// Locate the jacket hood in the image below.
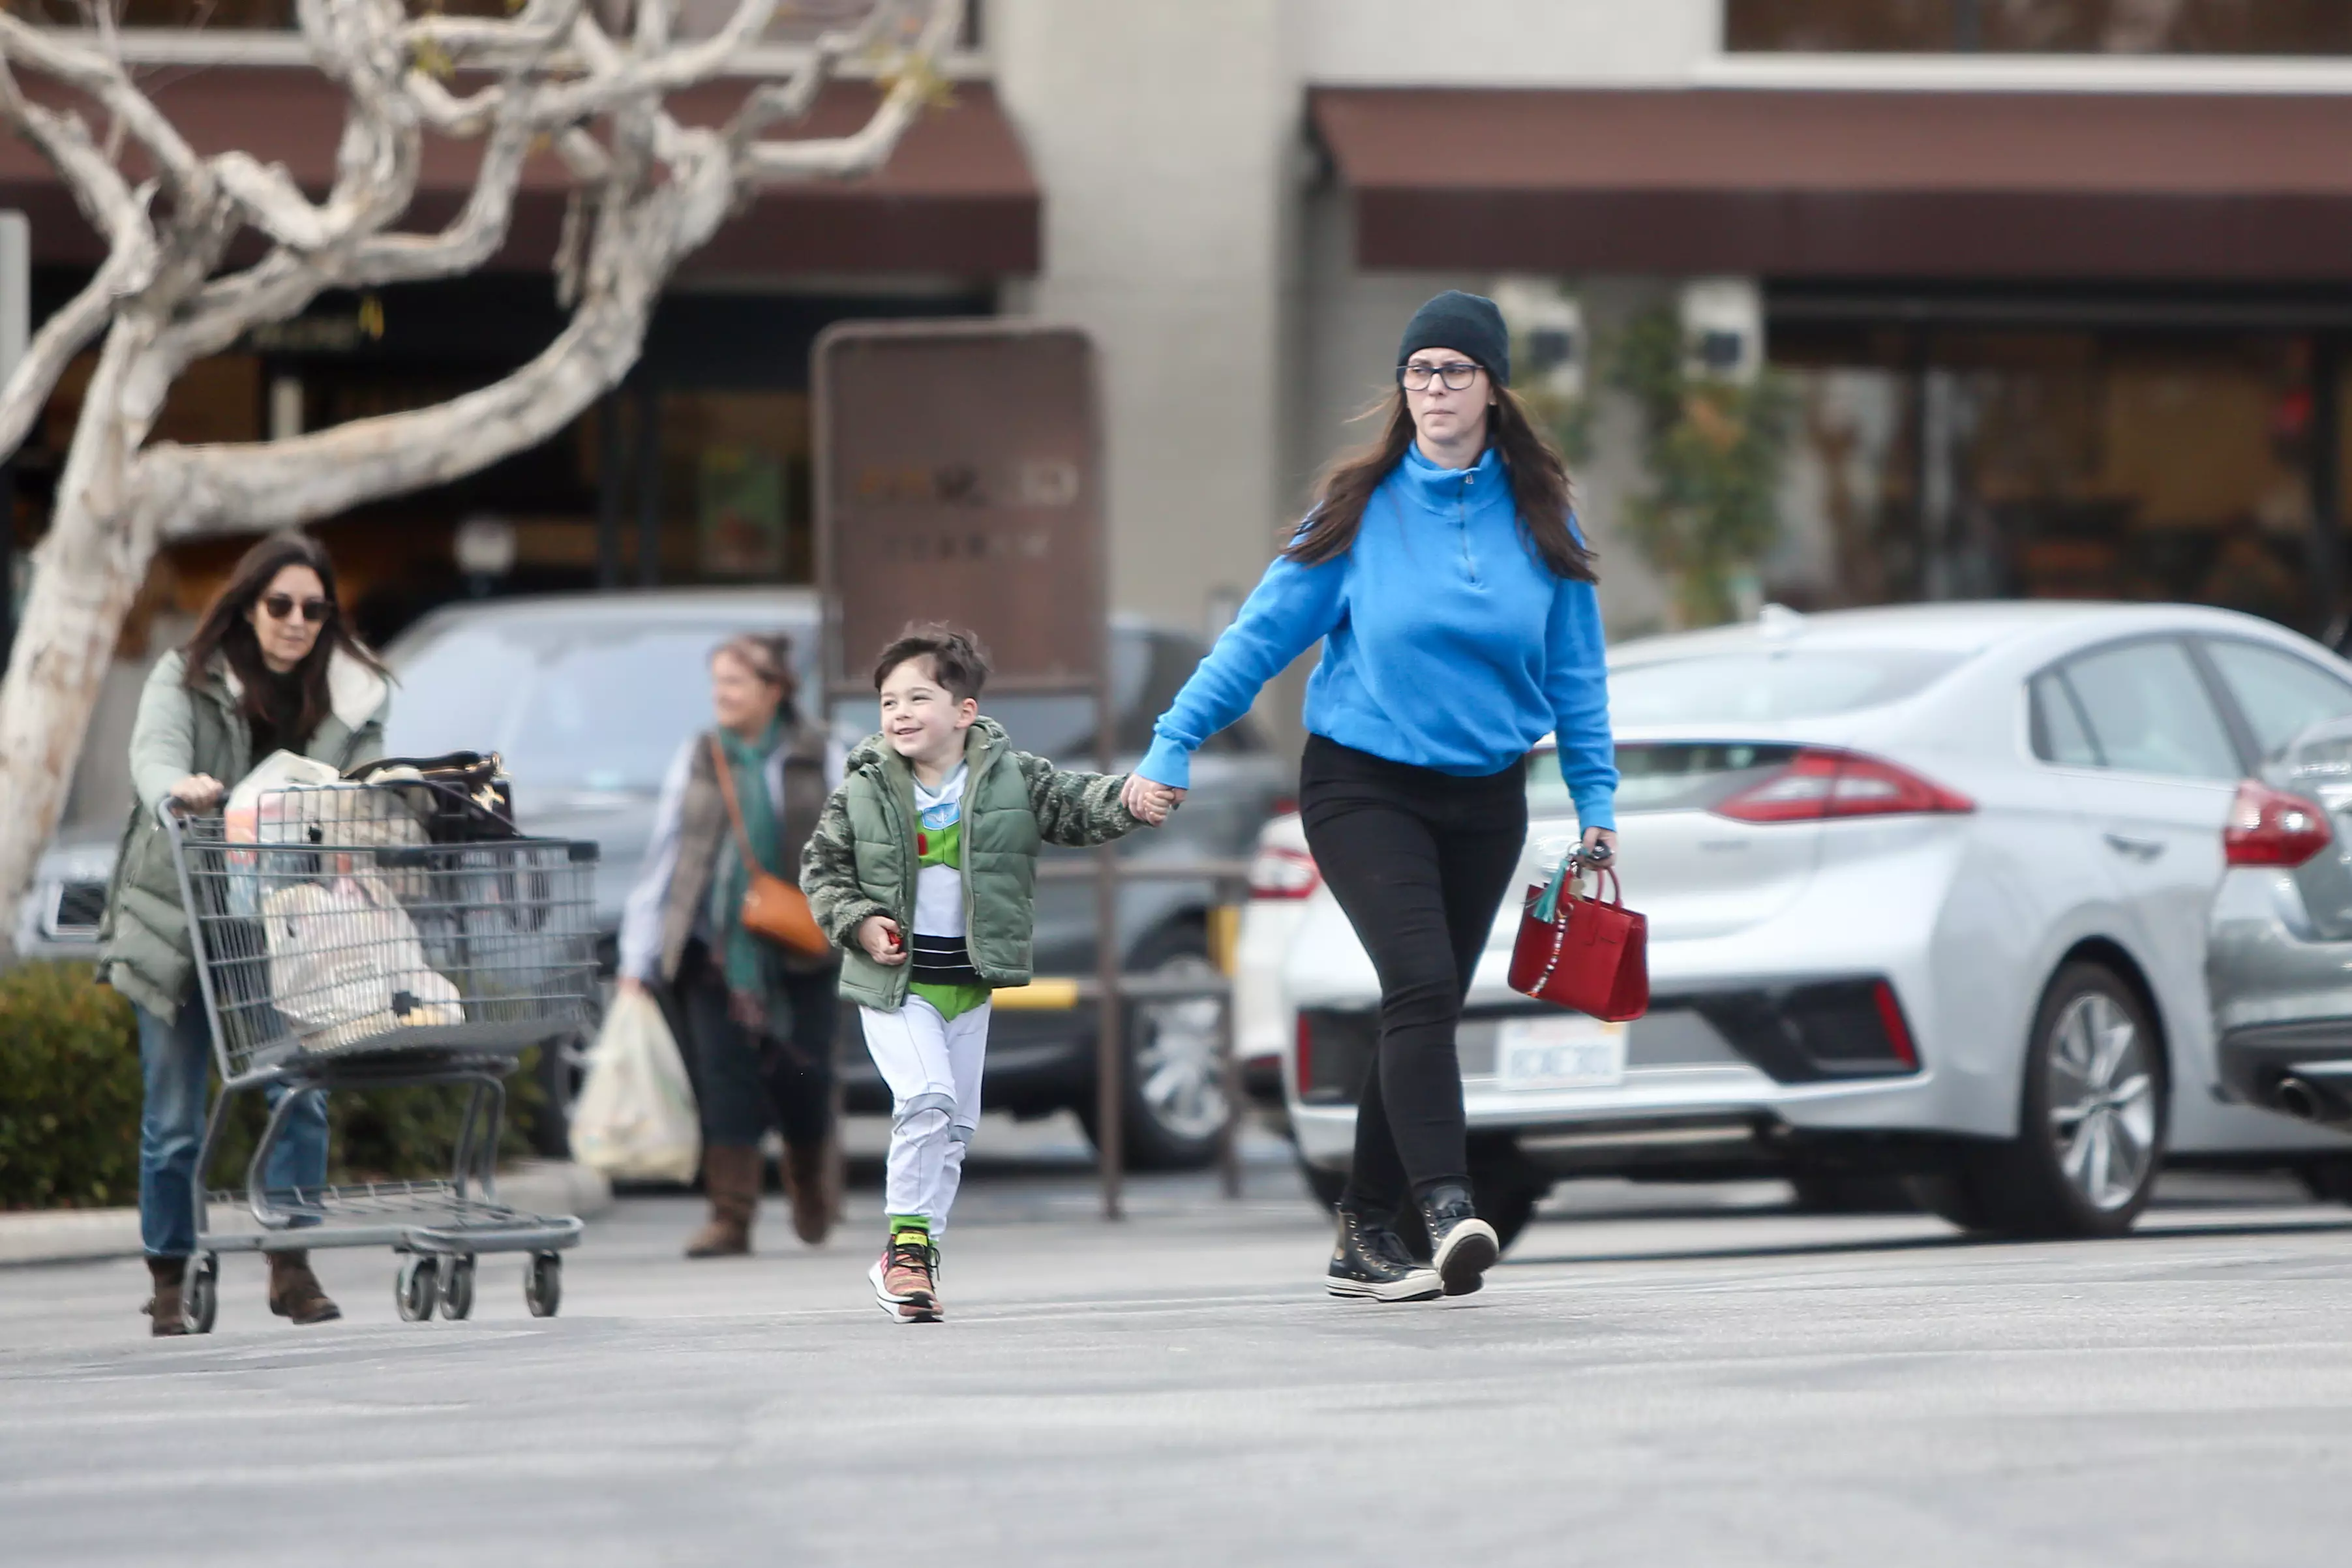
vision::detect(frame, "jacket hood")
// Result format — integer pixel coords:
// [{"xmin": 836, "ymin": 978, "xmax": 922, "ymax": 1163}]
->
[
  {"xmin": 843, "ymin": 714, "xmax": 1011, "ymax": 778},
  {"xmin": 196, "ymin": 646, "xmax": 392, "ymax": 731}
]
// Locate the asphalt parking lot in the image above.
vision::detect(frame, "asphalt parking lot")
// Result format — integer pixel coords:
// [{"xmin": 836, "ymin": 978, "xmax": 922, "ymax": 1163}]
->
[{"xmin": 5, "ymin": 1126, "xmax": 2351, "ymax": 1568}]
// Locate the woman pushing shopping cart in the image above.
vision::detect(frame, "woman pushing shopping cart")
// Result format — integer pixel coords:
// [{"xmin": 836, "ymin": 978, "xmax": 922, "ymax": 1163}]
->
[{"xmin": 98, "ymin": 532, "xmax": 599, "ymax": 1334}]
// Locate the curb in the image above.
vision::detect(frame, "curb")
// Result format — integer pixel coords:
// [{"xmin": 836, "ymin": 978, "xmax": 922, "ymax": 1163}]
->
[{"xmin": 0, "ymin": 1160, "xmax": 614, "ymax": 1267}]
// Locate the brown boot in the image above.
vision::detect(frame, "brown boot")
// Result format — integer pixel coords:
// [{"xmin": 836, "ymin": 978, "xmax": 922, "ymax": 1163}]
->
[
  {"xmin": 144, "ymin": 1256, "xmax": 188, "ymax": 1338},
  {"xmin": 783, "ymin": 1134, "xmax": 837, "ymax": 1247},
  {"xmin": 684, "ymin": 1145, "xmax": 762, "ymax": 1258},
  {"xmin": 267, "ymin": 1250, "xmax": 344, "ymax": 1325}
]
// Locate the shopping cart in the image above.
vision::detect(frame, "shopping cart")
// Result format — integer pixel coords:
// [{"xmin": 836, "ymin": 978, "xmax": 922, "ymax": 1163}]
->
[{"xmin": 160, "ymin": 779, "xmax": 600, "ymax": 1333}]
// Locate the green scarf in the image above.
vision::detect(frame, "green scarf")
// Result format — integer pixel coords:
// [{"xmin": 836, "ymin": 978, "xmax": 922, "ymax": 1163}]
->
[{"xmin": 708, "ymin": 717, "xmax": 785, "ymax": 1002}]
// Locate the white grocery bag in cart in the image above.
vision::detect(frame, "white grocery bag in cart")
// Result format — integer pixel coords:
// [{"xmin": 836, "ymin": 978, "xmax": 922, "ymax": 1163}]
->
[
  {"xmin": 262, "ymin": 875, "xmax": 464, "ymax": 1051},
  {"xmin": 225, "ymin": 757, "xmax": 434, "ymax": 911},
  {"xmin": 224, "ymin": 751, "xmax": 342, "ymax": 842},
  {"xmin": 569, "ymin": 989, "xmax": 701, "ymax": 1183}
]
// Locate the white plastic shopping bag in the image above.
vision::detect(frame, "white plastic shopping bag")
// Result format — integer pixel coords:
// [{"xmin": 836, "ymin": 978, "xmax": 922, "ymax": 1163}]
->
[
  {"xmin": 262, "ymin": 875, "xmax": 465, "ymax": 1050},
  {"xmin": 224, "ymin": 758, "xmax": 432, "ymax": 911},
  {"xmin": 569, "ymin": 988, "xmax": 701, "ymax": 1183}
]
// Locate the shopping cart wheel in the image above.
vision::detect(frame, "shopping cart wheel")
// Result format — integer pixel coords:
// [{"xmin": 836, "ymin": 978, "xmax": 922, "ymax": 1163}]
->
[
  {"xmin": 185, "ymin": 1254, "xmax": 219, "ymax": 1335},
  {"xmin": 524, "ymin": 1252, "xmax": 562, "ymax": 1319},
  {"xmin": 396, "ymin": 1254, "xmax": 439, "ymax": 1323},
  {"xmin": 439, "ymin": 1255, "xmax": 475, "ymax": 1321}
]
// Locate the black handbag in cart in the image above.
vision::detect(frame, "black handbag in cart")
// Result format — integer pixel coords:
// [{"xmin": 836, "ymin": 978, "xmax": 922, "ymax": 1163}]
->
[{"xmin": 344, "ymin": 751, "xmax": 519, "ymax": 841}]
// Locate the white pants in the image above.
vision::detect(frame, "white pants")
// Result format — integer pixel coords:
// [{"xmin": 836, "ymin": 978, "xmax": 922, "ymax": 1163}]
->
[{"xmin": 860, "ymin": 996, "xmax": 991, "ymax": 1229}]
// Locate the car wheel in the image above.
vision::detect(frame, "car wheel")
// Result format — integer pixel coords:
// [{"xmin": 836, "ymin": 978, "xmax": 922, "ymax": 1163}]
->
[
  {"xmin": 1938, "ymin": 962, "xmax": 2167, "ymax": 1240},
  {"xmin": 531, "ymin": 972, "xmax": 609, "ymax": 1158},
  {"xmin": 1076, "ymin": 926, "xmax": 1231, "ymax": 1172}
]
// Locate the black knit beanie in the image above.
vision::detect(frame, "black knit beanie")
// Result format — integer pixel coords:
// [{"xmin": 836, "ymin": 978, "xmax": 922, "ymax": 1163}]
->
[{"xmin": 1397, "ymin": 290, "xmax": 1510, "ymax": 387}]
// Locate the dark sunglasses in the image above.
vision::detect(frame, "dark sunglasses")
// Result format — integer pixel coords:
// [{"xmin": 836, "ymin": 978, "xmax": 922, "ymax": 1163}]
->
[{"xmin": 259, "ymin": 593, "xmax": 335, "ymax": 625}]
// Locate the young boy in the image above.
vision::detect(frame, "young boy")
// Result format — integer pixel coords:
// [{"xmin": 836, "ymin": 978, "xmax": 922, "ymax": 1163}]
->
[{"xmin": 800, "ymin": 626, "xmax": 1171, "ymax": 1323}]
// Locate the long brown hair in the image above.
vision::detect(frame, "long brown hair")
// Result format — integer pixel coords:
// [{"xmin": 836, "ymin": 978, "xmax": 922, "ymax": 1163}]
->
[
  {"xmin": 181, "ymin": 532, "xmax": 385, "ymax": 745},
  {"xmin": 1287, "ymin": 384, "xmax": 1596, "ymax": 582}
]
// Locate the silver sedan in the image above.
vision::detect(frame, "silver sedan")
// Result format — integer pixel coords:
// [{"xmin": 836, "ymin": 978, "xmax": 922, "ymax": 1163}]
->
[{"xmin": 1279, "ymin": 602, "xmax": 2352, "ymax": 1246}]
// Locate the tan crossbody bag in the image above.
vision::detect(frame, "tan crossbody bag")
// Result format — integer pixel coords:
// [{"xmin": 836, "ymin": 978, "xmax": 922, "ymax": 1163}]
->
[{"xmin": 707, "ymin": 735, "xmax": 832, "ymax": 959}]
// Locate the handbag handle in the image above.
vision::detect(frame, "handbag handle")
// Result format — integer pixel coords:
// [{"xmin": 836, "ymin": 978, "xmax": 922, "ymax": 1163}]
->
[
  {"xmin": 706, "ymin": 734, "xmax": 766, "ymax": 877},
  {"xmin": 1530, "ymin": 850, "xmax": 1620, "ymax": 925}
]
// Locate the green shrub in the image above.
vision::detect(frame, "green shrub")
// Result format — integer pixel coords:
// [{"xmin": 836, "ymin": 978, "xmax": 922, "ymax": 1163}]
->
[
  {"xmin": 0, "ymin": 961, "xmax": 143, "ymax": 1208},
  {"xmin": 1, "ymin": 961, "xmax": 543, "ymax": 1209}
]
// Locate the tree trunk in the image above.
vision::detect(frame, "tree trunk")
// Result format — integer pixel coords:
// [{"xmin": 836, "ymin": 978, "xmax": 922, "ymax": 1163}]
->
[{"xmin": 0, "ymin": 325, "xmax": 170, "ymax": 959}]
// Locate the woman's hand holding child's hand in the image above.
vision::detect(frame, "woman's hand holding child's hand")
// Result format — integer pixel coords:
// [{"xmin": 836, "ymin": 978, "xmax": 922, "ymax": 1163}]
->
[
  {"xmin": 858, "ymin": 915, "xmax": 907, "ymax": 965},
  {"xmin": 1120, "ymin": 774, "xmax": 1184, "ymax": 827}
]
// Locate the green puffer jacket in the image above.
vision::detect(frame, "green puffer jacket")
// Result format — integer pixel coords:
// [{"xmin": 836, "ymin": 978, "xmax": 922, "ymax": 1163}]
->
[
  {"xmin": 98, "ymin": 648, "xmax": 391, "ymax": 1021},
  {"xmin": 798, "ymin": 716, "xmax": 1143, "ymax": 1010}
]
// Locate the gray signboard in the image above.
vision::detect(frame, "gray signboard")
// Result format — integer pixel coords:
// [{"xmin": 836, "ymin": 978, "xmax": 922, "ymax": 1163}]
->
[{"xmin": 813, "ymin": 320, "xmax": 1104, "ymax": 695}]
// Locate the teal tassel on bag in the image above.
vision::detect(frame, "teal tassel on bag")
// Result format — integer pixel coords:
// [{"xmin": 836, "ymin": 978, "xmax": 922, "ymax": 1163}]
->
[{"xmin": 1531, "ymin": 854, "xmax": 1575, "ymax": 925}]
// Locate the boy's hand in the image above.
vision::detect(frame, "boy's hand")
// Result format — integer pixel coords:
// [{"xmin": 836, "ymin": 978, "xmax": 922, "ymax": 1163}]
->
[{"xmin": 857, "ymin": 915, "xmax": 907, "ymax": 965}]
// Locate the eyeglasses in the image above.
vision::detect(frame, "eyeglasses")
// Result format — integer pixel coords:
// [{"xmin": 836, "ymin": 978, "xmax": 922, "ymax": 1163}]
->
[
  {"xmin": 1400, "ymin": 360, "xmax": 1482, "ymax": 391},
  {"xmin": 260, "ymin": 593, "xmax": 335, "ymax": 625}
]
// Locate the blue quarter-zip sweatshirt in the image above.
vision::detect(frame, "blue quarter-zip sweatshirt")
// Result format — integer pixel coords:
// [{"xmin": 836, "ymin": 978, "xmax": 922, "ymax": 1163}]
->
[{"xmin": 1138, "ymin": 444, "xmax": 1618, "ymax": 830}]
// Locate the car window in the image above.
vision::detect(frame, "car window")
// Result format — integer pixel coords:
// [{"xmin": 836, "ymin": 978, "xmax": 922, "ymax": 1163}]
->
[
  {"xmin": 2059, "ymin": 639, "xmax": 2239, "ymax": 781},
  {"xmin": 2029, "ymin": 672, "xmax": 2100, "ymax": 767},
  {"xmin": 1609, "ymin": 650, "xmax": 1964, "ymax": 727},
  {"xmin": 385, "ymin": 616, "xmax": 817, "ymax": 794},
  {"xmin": 2203, "ymin": 639, "xmax": 2352, "ymax": 762}
]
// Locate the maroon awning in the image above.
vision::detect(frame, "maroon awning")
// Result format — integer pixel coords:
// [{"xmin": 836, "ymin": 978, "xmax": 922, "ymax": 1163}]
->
[
  {"xmin": 1312, "ymin": 87, "xmax": 2352, "ymax": 280},
  {"xmin": 0, "ymin": 68, "xmax": 1038, "ymax": 277}
]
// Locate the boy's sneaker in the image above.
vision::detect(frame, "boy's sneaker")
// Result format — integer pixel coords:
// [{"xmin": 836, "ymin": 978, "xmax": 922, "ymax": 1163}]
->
[
  {"xmin": 1419, "ymin": 1183, "xmax": 1501, "ymax": 1297},
  {"xmin": 869, "ymin": 1235, "xmax": 942, "ymax": 1324},
  {"xmin": 1325, "ymin": 1209, "xmax": 1440, "ymax": 1303}
]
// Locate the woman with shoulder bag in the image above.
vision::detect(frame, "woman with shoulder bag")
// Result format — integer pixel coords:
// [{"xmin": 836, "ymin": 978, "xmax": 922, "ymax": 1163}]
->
[
  {"xmin": 618, "ymin": 632, "xmax": 841, "ymax": 1256},
  {"xmin": 99, "ymin": 532, "xmax": 393, "ymax": 1334},
  {"xmin": 1124, "ymin": 292, "xmax": 1619, "ymax": 1303}
]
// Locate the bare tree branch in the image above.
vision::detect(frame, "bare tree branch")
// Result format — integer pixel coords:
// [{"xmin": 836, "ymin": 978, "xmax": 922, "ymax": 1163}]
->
[
  {"xmin": 742, "ymin": 0, "xmax": 959, "ymax": 179},
  {"xmin": 0, "ymin": 0, "xmax": 967, "ymax": 955},
  {"xmin": 0, "ymin": 10, "xmax": 208, "ymax": 200}
]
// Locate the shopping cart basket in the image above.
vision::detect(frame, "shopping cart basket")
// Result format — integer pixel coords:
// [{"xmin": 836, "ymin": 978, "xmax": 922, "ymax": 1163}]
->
[{"xmin": 160, "ymin": 779, "xmax": 600, "ymax": 1332}]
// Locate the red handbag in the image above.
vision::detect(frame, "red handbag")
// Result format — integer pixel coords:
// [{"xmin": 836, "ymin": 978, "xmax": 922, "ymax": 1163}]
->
[{"xmin": 1507, "ymin": 856, "xmax": 1650, "ymax": 1022}]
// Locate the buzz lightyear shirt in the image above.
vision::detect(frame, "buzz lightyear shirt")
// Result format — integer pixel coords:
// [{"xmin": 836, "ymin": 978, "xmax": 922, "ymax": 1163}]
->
[{"xmin": 908, "ymin": 762, "xmax": 990, "ymax": 1021}]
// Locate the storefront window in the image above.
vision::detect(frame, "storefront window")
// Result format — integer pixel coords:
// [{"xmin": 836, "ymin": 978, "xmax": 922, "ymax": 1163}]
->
[
  {"xmin": 652, "ymin": 390, "xmax": 814, "ymax": 584},
  {"xmin": 1728, "ymin": 0, "xmax": 2352, "ymax": 53},
  {"xmin": 1770, "ymin": 326, "xmax": 2327, "ymax": 632}
]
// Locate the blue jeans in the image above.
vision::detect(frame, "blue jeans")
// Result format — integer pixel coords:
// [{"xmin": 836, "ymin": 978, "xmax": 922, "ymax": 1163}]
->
[{"xmin": 136, "ymin": 997, "xmax": 329, "ymax": 1259}]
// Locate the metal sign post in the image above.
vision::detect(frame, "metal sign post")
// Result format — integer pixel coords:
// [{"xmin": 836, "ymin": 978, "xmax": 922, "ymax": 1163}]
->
[{"xmin": 813, "ymin": 320, "xmax": 1131, "ymax": 1218}]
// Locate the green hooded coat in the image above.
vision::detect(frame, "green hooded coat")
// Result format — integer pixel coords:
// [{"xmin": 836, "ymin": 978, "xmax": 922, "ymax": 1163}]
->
[
  {"xmin": 98, "ymin": 648, "xmax": 391, "ymax": 1020},
  {"xmin": 798, "ymin": 716, "xmax": 1142, "ymax": 1011}
]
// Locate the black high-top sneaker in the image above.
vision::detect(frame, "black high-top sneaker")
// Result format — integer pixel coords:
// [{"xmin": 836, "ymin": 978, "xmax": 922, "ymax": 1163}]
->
[
  {"xmin": 1419, "ymin": 1184, "xmax": 1500, "ymax": 1297},
  {"xmin": 1325, "ymin": 1208, "xmax": 1441, "ymax": 1302}
]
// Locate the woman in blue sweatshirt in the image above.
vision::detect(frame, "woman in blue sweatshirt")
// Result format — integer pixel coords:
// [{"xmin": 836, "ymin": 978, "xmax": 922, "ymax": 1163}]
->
[{"xmin": 1124, "ymin": 290, "xmax": 1618, "ymax": 1303}]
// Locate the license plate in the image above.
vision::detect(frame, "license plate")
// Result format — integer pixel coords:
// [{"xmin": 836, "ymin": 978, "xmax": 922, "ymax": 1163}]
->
[{"xmin": 1496, "ymin": 1016, "xmax": 1626, "ymax": 1091}]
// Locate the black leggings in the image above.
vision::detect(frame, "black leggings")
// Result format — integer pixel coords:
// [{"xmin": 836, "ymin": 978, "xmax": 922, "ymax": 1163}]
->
[
  {"xmin": 1299, "ymin": 735, "xmax": 1528, "ymax": 1214},
  {"xmin": 675, "ymin": 941, "xmax": 837, "ymax": 1152}
]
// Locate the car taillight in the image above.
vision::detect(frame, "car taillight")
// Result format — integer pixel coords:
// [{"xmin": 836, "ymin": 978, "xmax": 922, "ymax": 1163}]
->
[
  {"xmin": 2224, "ymin": 780, "xmax": 2332, "ymax": 868},
  {"xmin": 1711, "ymin": 748, "xmax": 1974, "ymax": 823},
  {"xmin": 1249, "ymin": 845, "xmax": 1321, "ymax": 899},
  {"xmin": 1293, "ymin": 1014, "xmax": 1313, "ymax": 1098}
]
